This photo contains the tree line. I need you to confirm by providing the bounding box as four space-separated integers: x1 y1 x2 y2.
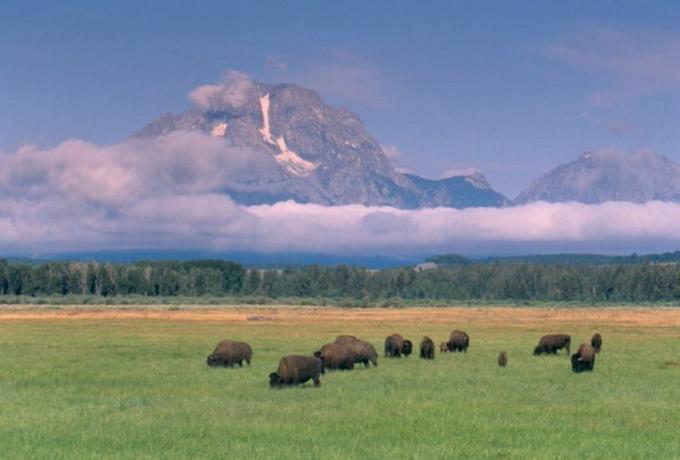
2 258 680 302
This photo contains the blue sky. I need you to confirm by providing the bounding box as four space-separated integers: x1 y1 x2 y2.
2 1 680 197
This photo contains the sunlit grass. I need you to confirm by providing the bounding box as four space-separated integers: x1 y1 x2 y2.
1 308 679 458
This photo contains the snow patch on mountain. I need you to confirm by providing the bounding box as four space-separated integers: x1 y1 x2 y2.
258 94 276 145
210 123 227 137
274 137 318 176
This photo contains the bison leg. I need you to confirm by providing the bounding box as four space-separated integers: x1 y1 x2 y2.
313 374 321 387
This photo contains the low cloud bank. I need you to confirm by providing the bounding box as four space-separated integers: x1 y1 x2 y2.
2 133 680 255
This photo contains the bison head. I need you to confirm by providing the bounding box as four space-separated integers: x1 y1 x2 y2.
533 346 542 356
402 340 413 356
313 350 322 358
206 354 219 367
269 372 283 387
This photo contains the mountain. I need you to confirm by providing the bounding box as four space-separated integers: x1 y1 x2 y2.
134 79 508 208
515 150 680 204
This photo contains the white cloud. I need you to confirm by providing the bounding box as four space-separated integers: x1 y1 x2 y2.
188 70 256 111
381 145 400 160
3 133 680 255
440 168 478 179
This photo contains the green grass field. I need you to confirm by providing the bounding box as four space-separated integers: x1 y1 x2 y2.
1 307 680 459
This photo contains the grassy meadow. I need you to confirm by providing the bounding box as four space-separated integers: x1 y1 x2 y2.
1 306 680 459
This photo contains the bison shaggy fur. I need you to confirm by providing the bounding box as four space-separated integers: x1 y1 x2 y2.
591 332 602 353
384 333 413 358
571 343 596 373
447 330 470 352
533 334 571 356
269 355 323 388
334 335 359 344
419 336 435 360
314 343 354 370
206 339 252 367
342 339 378 367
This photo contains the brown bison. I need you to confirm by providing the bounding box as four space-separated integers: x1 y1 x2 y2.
571 343 596 373
447 330 470 352
419 336 435 360
533 334 571 356
384 333 413 357
314 343 354 370
440 342 449 353
342 339 378 367
206 339 253 367
591 333 602 353
269 355 323 388
498 351 508 367
334 335 359 344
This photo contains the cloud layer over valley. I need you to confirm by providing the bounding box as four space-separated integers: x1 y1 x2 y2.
2 131 680 256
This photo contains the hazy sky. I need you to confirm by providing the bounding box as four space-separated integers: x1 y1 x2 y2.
3 1 680 198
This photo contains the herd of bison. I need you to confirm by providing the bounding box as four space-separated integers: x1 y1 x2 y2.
206 331 603 388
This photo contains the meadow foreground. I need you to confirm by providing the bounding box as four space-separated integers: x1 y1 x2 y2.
1 306 679 459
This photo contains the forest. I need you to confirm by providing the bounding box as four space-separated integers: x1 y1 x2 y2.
2 257 680 303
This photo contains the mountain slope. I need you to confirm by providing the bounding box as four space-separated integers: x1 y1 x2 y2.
135 77 507 208
515 150 680 204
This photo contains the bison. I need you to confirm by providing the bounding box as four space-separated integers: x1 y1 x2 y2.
384 333 413 358
440 342 449 353
591 332 602 353
533 334 571 356
447 330 470 352
420 336 435 360
571 343 596 373
334 335 359 344
269 355 323 388
342 339 378 367
498 351 508 367
206 339 252 367
314 343 354 370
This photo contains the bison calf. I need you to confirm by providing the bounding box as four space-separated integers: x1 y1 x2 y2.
591 332 602 353
571 343 596 373
447 330 470 352
498 351 508 367
533 334 571 356
419 336 435 360
384 333 413 358
440 342 448 353
206 339 252 368
269 355 323 388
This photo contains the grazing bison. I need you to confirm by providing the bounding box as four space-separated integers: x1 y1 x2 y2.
206 339 253 367
440 342 449 353
420 336 435 360
314 343 354 370
334 335 359 344
591 333 602 353
571 343 596 373
341 339 378 367
533 334 571 356
447 330 470 352
269 355 323 388
384 333 413 358
498 351 508 367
